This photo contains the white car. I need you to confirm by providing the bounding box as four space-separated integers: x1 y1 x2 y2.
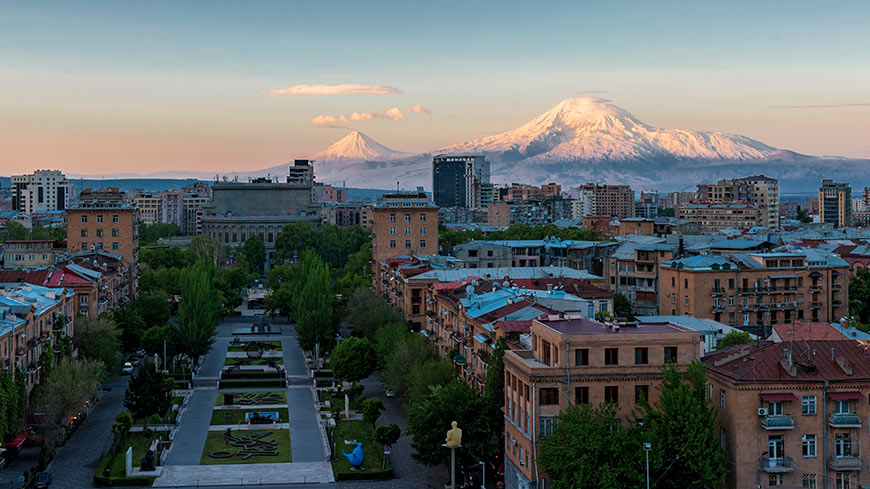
122 362 134 375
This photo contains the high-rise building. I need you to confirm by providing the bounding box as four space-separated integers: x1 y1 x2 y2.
371 190 438 262
575 183 635 218
287 159 314 185
432 155 489 209
819 179 852 228
11 170 70 214
697 175 779 228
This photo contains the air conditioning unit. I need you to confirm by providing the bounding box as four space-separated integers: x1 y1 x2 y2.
757 408 768 416
765 311 770 316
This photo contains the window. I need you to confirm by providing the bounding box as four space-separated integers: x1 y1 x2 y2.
420 226 426 235
539 388 558 405
835 434 852 457
389 213 396 222
802 474 817 489
720 389 726 409
728 278 735 289
671 277 675 286
769 474 783 486
834 400 850 415
684 279 688 288
802 434 816 457
664 346 678 363
112 215 119 223
768 401 783 416
571 349 588 367
405 227 411 235
539 416 558 437
96 228 103 237
729 296 734 305
405 240 411 248
80 242 87 251
836 473 851 489
404 214 410 222
634 347 648 365
801 396 816 415
112 228 119 237
389 240 396 249
389 227 396 235
604 348 618 365
574 386 589 404
81 215 88 223
684 295 689 306
112 242 119 250
604 386 618 404
78 294 88 306
419 240 426 248
635 385 649 403
80 229 88 237
96 215 103 223
419 214 426 222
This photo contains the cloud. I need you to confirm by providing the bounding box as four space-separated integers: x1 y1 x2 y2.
312 105 431 128
573 90 609 95
769 102 870 109
262 83 401 95
405 104 432 115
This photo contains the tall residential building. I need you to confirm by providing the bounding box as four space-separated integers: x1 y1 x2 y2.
697 175 780 228
133 194 162 224
66 187 139 290
863 186 870 208
11 170 70 214
677 202 761 234
432 155 490 209
575 184 635 219
371 190 439 262
503 318 700 489
287 159 314 185
819 179 852 228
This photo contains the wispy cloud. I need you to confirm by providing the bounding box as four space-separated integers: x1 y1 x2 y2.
262 83 402 95
312 105 431 128
769 102 870 109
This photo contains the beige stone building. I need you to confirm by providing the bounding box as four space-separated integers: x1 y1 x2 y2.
677 202 761 234
371 191 438 262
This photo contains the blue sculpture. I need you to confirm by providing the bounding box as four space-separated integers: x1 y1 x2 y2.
342 440 365 470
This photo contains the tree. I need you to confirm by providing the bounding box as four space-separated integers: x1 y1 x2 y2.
111 411 134 453
274 221 319 263
797 205 812 224
539 402 646 489
135 291 172 327
74 316 121 374
139 223 182 245
335 243 372 298
360 397 385 429
36 358 103 445
484 336 508 410
383 334 436 401
141 324 180 364
112 307 147 353
330 337 377 384
124 363 173 433
373 322 410 371
3 221 28 241
614 293 634 320
407 359 456 404
188 235 227 267
344 288 404 339
406 382 498 467
177 259 221 366
0 369 24 441
291 251 336 353
849 267 870 327
638 361 728 489
657 207 675 217
715 330 753 349
239 235 266 275
375 423 401 469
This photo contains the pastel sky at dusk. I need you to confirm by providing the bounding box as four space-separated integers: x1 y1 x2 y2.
1 0 869 175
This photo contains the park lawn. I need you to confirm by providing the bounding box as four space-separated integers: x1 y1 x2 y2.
199 429 292 465
318 390 362 411
223 357 284 366
227 340 282 352
100 431 160 478
331 419 390 475
209 408 289 425
132 397 185 427
214 391 287 406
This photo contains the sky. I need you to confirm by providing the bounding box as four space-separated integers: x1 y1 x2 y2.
1 0 869 175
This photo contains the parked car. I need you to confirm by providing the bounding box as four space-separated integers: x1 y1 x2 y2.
34 472 52 488
130 358 140 367
122 362 134 375
384 389 396 398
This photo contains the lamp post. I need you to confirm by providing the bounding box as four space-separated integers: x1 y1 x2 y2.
479 460 485 489
643 443 651 489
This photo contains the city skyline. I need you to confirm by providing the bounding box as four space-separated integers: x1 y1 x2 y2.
2 1 870 175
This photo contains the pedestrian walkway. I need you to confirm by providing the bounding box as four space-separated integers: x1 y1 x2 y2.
152 461 335 486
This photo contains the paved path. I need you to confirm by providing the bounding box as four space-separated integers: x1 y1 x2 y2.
282 331 327 464
153 462 334 486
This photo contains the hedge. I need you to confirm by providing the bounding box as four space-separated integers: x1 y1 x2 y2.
218 380 286 389
93 474 155 486
334 467 394 481
221 371 285 379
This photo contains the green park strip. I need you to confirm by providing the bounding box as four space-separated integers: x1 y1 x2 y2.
227 340 282 352
97 431 160 479
214 390 287 406
209 408 289 425
331 419 393 479
223 357 284 366
199 430 292 465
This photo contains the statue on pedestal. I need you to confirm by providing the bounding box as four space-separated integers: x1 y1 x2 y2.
445 421 462 448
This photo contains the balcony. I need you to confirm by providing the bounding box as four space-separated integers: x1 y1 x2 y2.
711 287 726 296
761 415 795 430
828 455 862 471
829 413 862 428
760 456 794 473
832 300 842 307
712 304 726 313
832 283 842 291
810 302 823 309
809 285 823 293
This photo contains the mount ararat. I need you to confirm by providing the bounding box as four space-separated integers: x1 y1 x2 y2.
74 98 869 191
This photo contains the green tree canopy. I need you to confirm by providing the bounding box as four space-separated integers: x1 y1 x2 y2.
330 336 377 383
439 224 601 246
139 223 182 245
848 267 870 328
75 316 122 374
112 307 147 353
715 330 753 349
124 363 173 432
383 333 436 402
141 324 180 362
135 291 172 327
291 250 337 352
360 397 385 428
36 358 104 444
407 359 456 404
177 259 221 366
613 293 634 320
344 288 404 339
239 235 266 275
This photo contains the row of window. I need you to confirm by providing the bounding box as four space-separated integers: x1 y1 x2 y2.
767 472 850 488
538 385 650 406
6 253 51 262
573 346 678 366
80 228 121 237
389 213 426 222
388 226 426 235
79 242 120 251
389 240 426 249
81 215 120 223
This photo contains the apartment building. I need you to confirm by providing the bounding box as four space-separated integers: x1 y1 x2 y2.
575 184 635 219
658 250 849 336
371 191 439 262
819 180 852 228
706 340 870 489
432 155 491 209
606 242 678 315
487 197 574 227
311 182 348 203
321 203 372 229
677 202 761 234
11 170 70 215
287 159 314 185
503 318 700 489
133 194 162 224
1 240 66 269
698 175 780 229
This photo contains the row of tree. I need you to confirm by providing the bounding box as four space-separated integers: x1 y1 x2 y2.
438 223 601 246
1 221 65 242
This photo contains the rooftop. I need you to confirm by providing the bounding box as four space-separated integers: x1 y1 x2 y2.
536 318 689 335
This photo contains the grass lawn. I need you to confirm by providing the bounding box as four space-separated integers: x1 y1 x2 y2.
215 391 287 406
318 390 362 411
200 429 292 465
227 340 282 352
132 396 185 427
331 419 391 475
98 431 160 478
210 407 289 425
223 357 284 366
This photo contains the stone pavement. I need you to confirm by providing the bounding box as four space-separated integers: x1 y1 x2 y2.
152 461 335 486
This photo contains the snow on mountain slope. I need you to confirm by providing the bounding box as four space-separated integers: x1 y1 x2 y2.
439 98 777 162
311 130 411 162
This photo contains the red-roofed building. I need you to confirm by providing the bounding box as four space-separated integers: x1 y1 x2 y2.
769 322 848 342
0 266 100 317
705 340 870 489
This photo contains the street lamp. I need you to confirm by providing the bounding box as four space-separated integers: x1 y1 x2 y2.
479 460 485 489
643 443 651 489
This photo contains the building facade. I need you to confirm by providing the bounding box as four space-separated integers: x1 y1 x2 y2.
432 155 490 209
677 202 761 234
11 170 70 215
371 191 439 262
1 240 65 269
820 180 852 228
575 184 635 219
697 175 780 229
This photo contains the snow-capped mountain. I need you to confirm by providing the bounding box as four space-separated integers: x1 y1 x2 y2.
439 97 775 162
311 130 411 162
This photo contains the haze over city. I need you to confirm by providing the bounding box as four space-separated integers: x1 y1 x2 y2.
2 0 870 175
